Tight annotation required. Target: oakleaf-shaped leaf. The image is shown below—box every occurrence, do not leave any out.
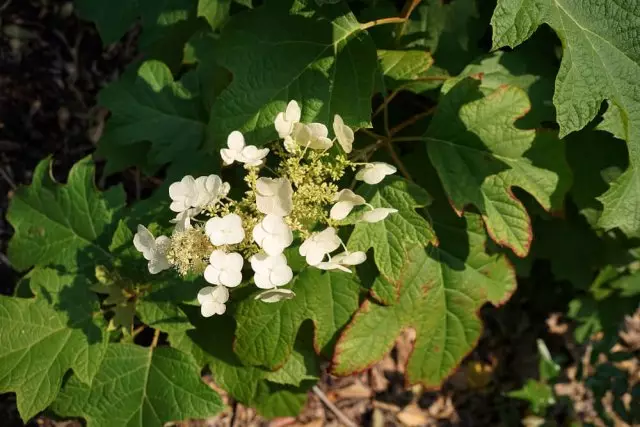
[425,79,571,257]
[233,269,361,370]
[52,344,223,426]
[348,177,436,286]
[7,157,124,271]
[207,1,377,145]
[139,303,318,418]
[490,0,640,236]
[98,60,206,165]
[75,0,138,44]
[0,271,107,421]
[377,50,446,93]
[332,212,516,387]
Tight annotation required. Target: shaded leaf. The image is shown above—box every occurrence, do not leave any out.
[425,78,571,257]
[52,344,223,426]
[75,0,138,44]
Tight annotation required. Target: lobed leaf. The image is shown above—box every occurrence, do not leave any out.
[207,0,378,146]
[348,177,437,289]
[425,78,571,257]
[491,0,640,236]
[333,211,516,387]
[52,344,223,427]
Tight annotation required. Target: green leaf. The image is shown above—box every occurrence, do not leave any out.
[233,269,361,370]
[140,303,318,417]
[0,271,107,421]
[490,0,640,236]
[348,177,436,289]
[7,157,124,272]
[98,60,207,165]
[507,379,555,415]
[377,50,446,93]
[52,344,223,426]
[425,78,571,257]
[75,0,138,44]
[332,211,516,387]
[207,1,378,146]
[198,0,231,29]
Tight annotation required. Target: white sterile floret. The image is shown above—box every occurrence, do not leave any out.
[194,174,230,207]
[333,114,354,153]
[220,131,269,167]
[169,174,229,212]
[299,227,341,266]
[360,208,398,223]
[255,177,293,217]
[355,162,397,185]
[250,252,294,289]
[197,285,229,317]
[254,288,296,303]
[204,250,244,287]
[205,213,245,246]
[317,250,367,273]
[330,189,366,220]
[252,215,293,255]
[169,175,197,212]
[275,100,301,138]
[133,225,171,274]
[287,122,333,151]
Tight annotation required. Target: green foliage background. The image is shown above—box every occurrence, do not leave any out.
[1,0,639,425]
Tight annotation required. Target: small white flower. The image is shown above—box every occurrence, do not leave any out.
[317,251,367,273]
[287,122,333,151]
[204,250,244,287]
[330,189,366,220]
[197,285,229,317]
[254,288,296,303]
[299,227,341,266]
[255,177,293,217]
[252,215,293,256]
[355,162,397,185]
[205,213,245,246]
[169,174,229,212]
[220,131,269,167]
[194,174,230,207]
[133,225,171,274]
[360,208,398,223]
[250,252,294,289]
[274,100,302,138]
[169,175,198,212]
[333,114,354,153]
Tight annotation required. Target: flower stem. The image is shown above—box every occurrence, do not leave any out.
[385,141,414,182]
[150,328,160,348]
[360,16,407,31]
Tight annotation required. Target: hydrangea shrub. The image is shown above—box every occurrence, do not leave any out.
[2,0,639,425]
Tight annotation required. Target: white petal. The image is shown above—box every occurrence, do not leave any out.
[283,136,297,153]
[204,265,221,285]
[220,269,243,287]
[361,208,398,223]
[155,236,171,254]
[262,235,287,256]
[205,217,224,245]
[226,252,244,272]
[197,286,217,304]
[307,122,328,139]
[330,201,355,220]
[227,130,245,151]
[333,114,354,153]
[270,264,293,286]
[133,225,156,260]
[209,249,228,267]
[274,112,292,138]
[305,246,327,266]
[340,251,367,265]
[252,222,268,247]
[333,189,365,205]
[254,272,274,289]
[201,301,226,317]
[220,148,236,165]
[148,256,171,274]
[211,285,230,303]
[285,100,301,122]
[254,288,296,303]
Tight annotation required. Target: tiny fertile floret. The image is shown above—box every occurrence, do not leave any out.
[133,99,398,316]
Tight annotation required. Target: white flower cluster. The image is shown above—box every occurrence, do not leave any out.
[133,100,398,317]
